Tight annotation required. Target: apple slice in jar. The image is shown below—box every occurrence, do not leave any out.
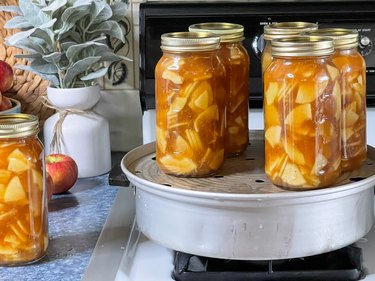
[188,80,213,110]
[265,125,281,148]
[168,97,187,114]
[162,69,184,85]
[327,64,340,81]
[4,176,27,203]
[280,162,307,187]
[285,103,312,127]
[284,142,306,166]
[159,155,197,175]
[185,129,203,154]
[7,149,29,174]
[156,126,167,154]
[265,82,279,106]
[194,104,219,132]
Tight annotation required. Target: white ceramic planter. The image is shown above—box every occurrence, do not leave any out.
[43,86,111,178]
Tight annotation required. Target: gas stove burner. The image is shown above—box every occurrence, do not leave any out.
[173,246,364,281]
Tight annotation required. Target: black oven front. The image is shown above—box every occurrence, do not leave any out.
[139,0,375,111]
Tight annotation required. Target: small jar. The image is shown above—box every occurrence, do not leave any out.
[306,28,367,171]
[189,23,250,155]
[262,22,318,74]
[0,114,48,265]
[264,36,341,189]
[155,32,226,177]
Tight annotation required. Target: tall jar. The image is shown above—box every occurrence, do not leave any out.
[262,22,318,74]
[306,29,367,171]
[155,32,226,177]
[0,114,48,265]
[189,23,250,155]
[264,36,341,190]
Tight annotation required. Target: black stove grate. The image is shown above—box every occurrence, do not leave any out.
[172,246,364,281]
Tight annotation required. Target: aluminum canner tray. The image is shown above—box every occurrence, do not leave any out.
[121,131,375,260]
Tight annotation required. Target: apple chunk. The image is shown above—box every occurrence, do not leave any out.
[265,126,281,148]
[281,162,306,186]
[4,176,27,202]
[285,104,312,127]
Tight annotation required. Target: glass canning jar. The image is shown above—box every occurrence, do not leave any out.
[306,28,366,171]
[264,36,341,190]
[0,114,48,265]
[155,32,226,177]
[189,22,250,155]
[262,22,318,74]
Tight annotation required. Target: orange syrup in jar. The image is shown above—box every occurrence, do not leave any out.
[0,114,48,265]
[189,23,250,155]
[264,37,341,190]
[155,32,226,177]
[307,28,367,172]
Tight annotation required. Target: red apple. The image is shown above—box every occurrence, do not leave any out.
[45,154,78,194]
[0,96,12,111]
[46,172,54,201]
[0,60,14,93]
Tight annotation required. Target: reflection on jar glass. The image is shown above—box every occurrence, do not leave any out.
[261,22,318,74]
[306,28,367,172]
[0,114,48,265]
[264,36,341,190]
[155,32,226,177]
[189,23,250,156]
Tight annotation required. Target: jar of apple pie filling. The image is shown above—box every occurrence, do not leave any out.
[306,28,366,172]
[262,22,318,74]
[189,23,250,155]
[155,32,226,177]
[0,114,48,265]
[264,36,341,189]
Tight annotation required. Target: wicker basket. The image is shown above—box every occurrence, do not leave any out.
[0,0,54,126]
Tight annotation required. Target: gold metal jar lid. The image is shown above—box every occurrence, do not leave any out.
[0,114,39,138]
[161,32,220,52]
[263,22,318,41]
[271,36,334,57]
[304,28,359,50]
[188,22,244,43]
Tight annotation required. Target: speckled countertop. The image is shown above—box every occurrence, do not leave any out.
[0,172,118,281]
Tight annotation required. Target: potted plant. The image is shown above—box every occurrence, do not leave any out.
[0,0,128,178]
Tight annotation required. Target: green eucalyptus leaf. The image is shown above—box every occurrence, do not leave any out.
[0,6,22,14]
[101,52,126,63]
[4,16,33,29]
[58,5,91,35]
[87,21,125,43]
[18,0,50,27]
[43,52,62,64]
[110,2,128,22]
[30,58,59,74]
[63,56,101,87]
[5,28,36,46]
[14,53,43,59]
[32,28,54,46]
[91,1,112,24]
[80,66,108,81]
[15,65,60,86]
[42,0,68,13]
[59,31,82,43]
[73,0,96,6]
[11,38,45,54]
[61,41,77,52]
[66,42,108,61]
